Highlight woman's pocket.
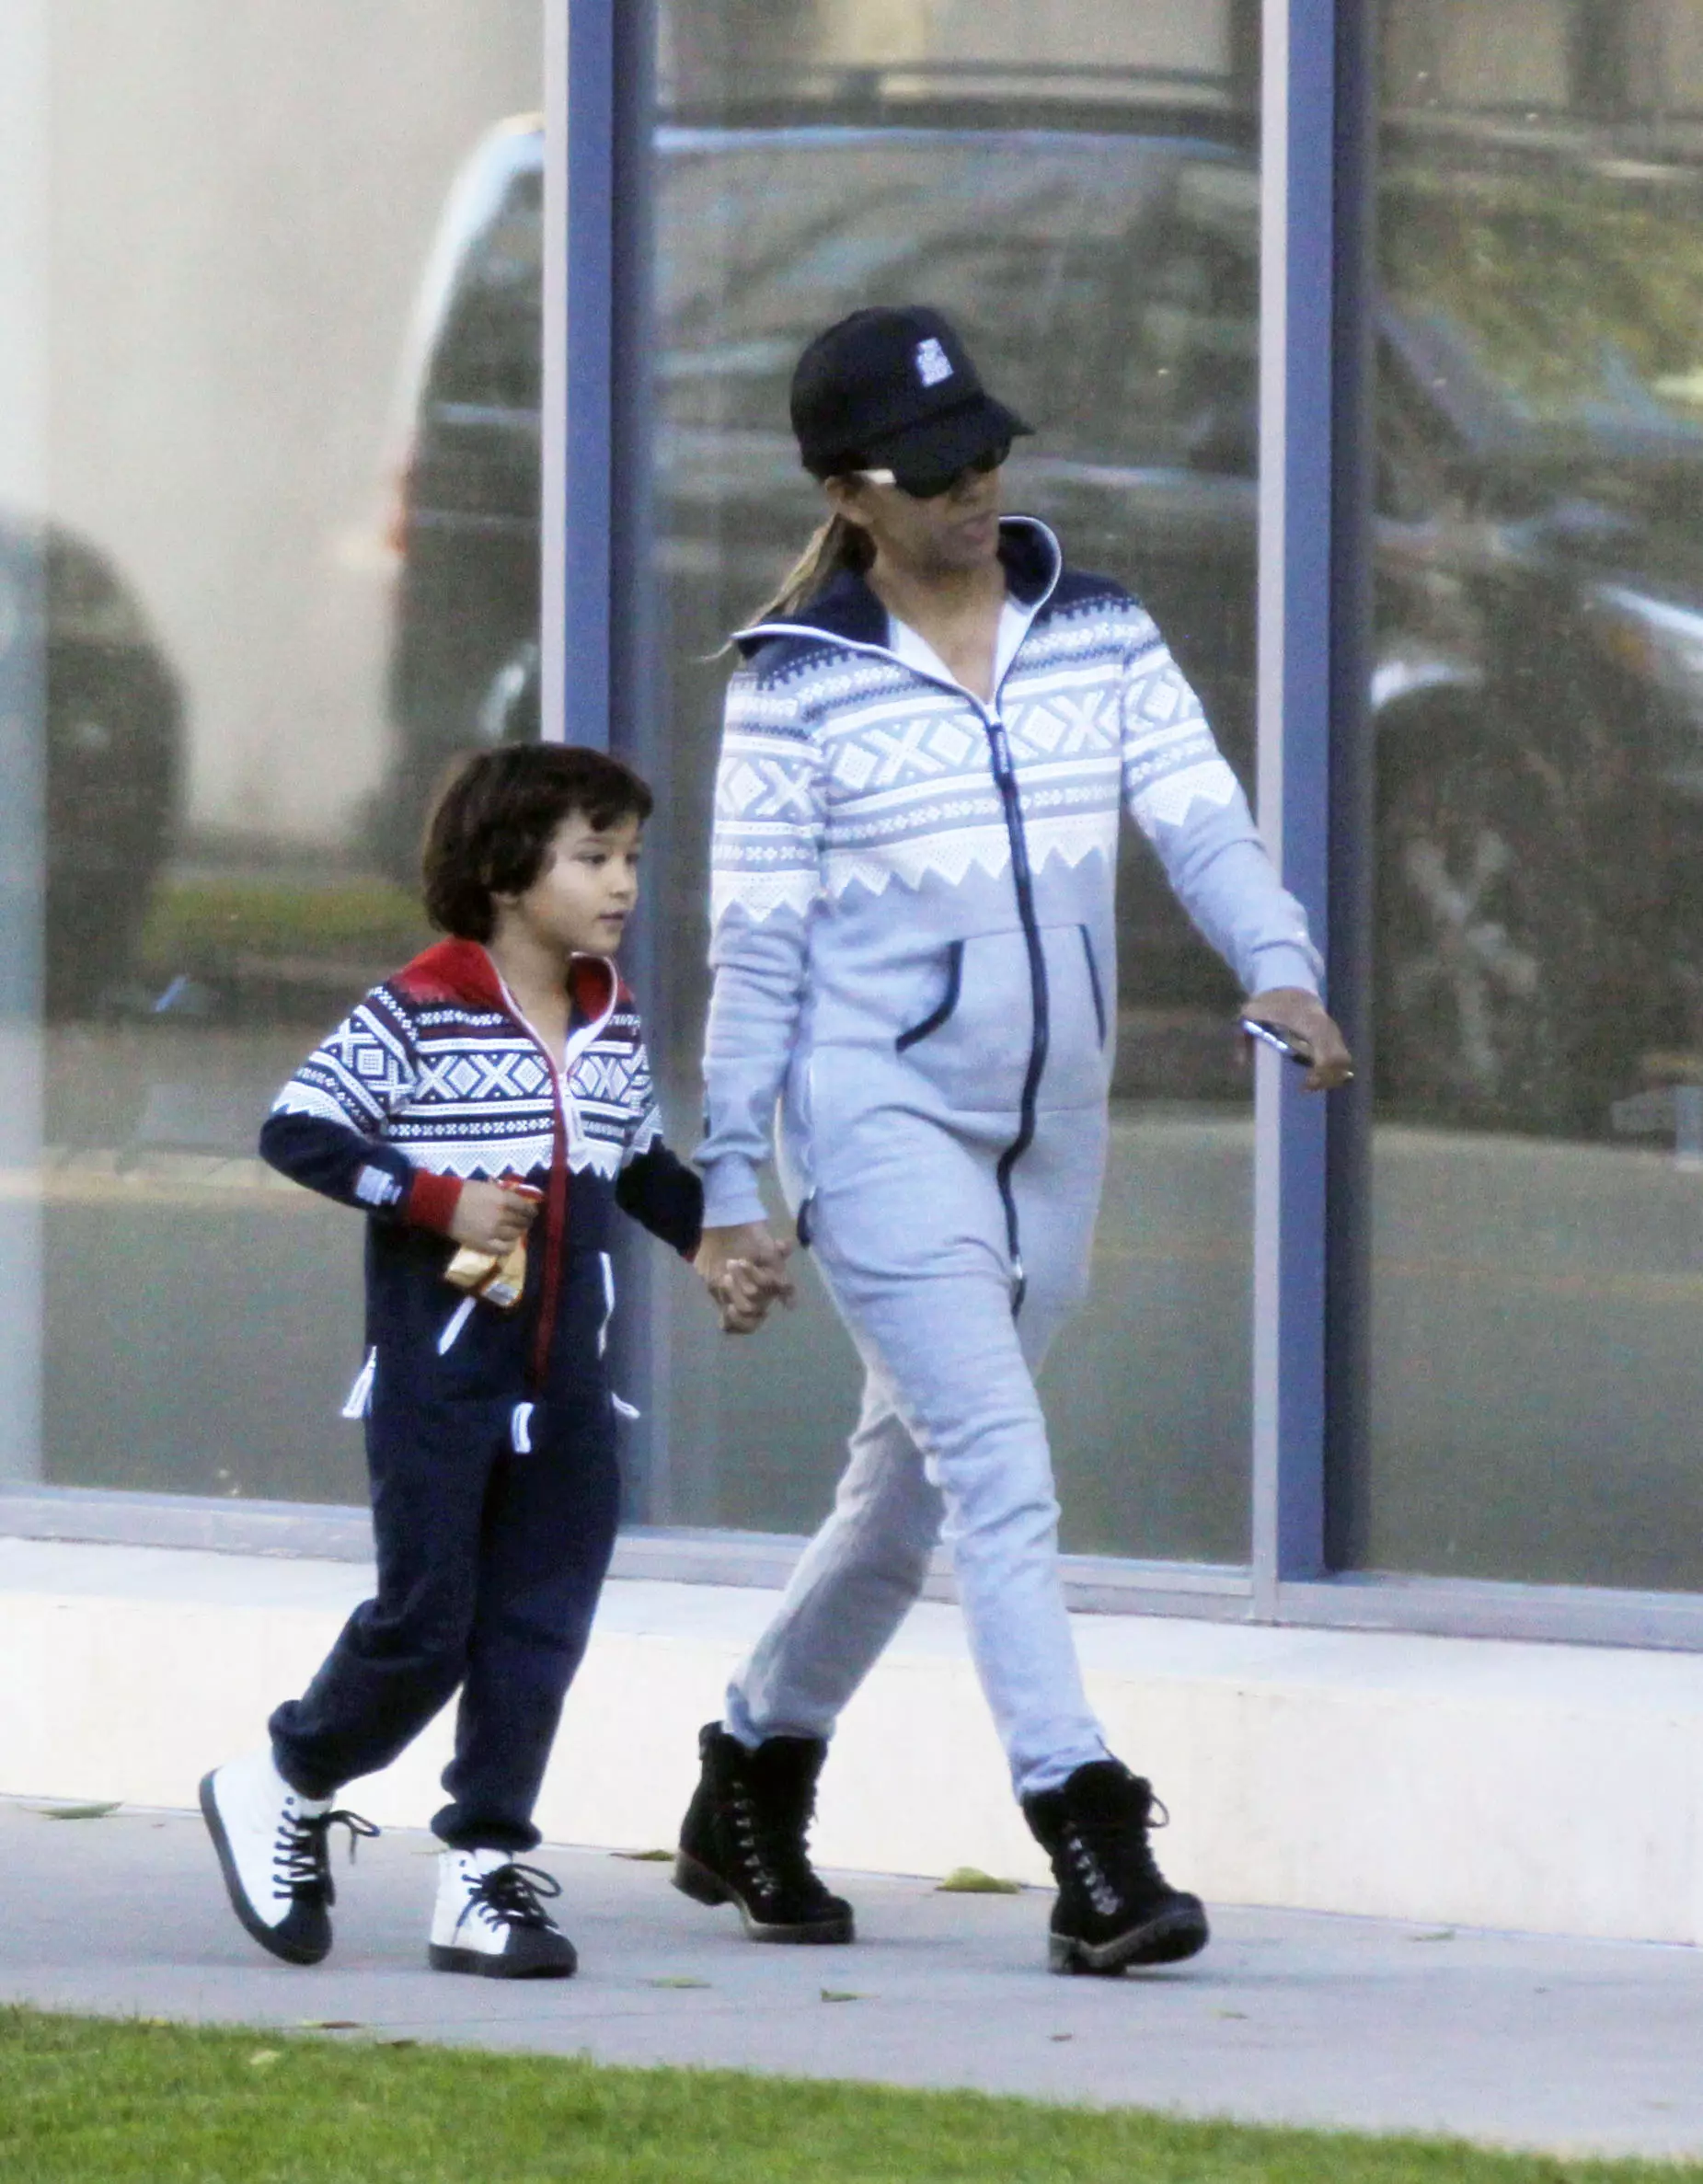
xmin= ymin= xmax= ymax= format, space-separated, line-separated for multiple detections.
xmin=891 ymin=929 xmax=1037 ymax=1113
xmin=1035 ymin=924 xmax=1112 ymax=1111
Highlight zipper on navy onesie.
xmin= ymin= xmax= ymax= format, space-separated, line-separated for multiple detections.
xmin=530 ymin=1086 xmax=570 ymax=1390
xmin=487 ymin=966 xmax=607 ymax=1393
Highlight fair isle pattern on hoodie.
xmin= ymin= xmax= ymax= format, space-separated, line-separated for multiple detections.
xmin=693 ymin=519 xmax=1322 ymax=1230
xmin=710 ymin=544 xmax=1244 ymax=933
xmin=271 ymin=942 xmax=662 ymax=1184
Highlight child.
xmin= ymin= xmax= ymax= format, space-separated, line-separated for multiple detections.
xmin=201 ymin=743 xmax=715 ymax=1980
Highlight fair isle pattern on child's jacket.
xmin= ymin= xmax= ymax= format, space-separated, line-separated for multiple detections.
xmin=259 ymin=936 xmax=700 ymax=1400
xmin=271 ymin=937 xmax=662 ymax=1191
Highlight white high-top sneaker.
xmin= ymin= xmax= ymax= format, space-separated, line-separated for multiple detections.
xmin=199 ymin=1751 xmax=375 ymax=1966
xmin=429 ymin=1847 xmax=578 ymax=1979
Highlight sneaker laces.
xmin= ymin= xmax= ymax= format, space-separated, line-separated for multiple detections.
xmin=274 ymin=1807 xmax=379 ymax=1906
xmin=456 ymin=1861 xmax=562 ymax=1937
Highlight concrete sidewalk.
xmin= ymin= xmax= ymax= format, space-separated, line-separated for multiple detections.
xmin=3 ymin=1798 xmax=1700 ymax=2161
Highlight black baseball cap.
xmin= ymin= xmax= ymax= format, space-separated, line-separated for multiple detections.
xmin=789 ymin=305 xmax=1031 ymax=489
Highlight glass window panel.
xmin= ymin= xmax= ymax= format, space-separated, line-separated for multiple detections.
xmin=27 ymin=6 xmax=542 ymax=1503
xmin=1353 ymin=0 xmax=1703 ymax=1589
xmin=641 ymin=6 xmax=1262 ymax=1561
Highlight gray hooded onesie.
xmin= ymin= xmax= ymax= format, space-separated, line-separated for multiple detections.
xmin=696 ymin=517 xmax=1320 ymax=1798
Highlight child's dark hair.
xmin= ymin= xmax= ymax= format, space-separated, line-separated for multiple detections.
xmin=422 ymin=743 xmax=653 ymax=942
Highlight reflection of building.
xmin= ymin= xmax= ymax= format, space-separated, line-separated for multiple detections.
xmin=666 ymin=0 xmax=1703 ymax=116
xmin=664 ymin=0 xmax=1256 ymax=95
xmin=1387 ymin=0 xmax=1703 ymax=113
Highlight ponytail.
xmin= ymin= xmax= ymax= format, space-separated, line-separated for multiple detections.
xmin=730 ymin=510 xmax=873 ymax=646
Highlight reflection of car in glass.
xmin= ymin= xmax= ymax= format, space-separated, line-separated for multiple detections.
xmin=382 ymin=99 xmax=1703 ymax=1133
xmin=0 ymin=517 xmax=184 ymax=1015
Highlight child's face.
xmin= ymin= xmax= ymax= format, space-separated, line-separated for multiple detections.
xmin=497 ymin=810 xmax=642 ymax=960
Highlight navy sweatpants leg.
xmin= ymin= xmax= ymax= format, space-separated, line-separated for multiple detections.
xmin=269 ymin=1376 xmax=619 ymax=1852
xmin=434 ymin=1395 xmax=620 ymax=1849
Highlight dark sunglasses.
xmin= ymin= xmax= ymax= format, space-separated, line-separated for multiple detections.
xmin=853 ymin=438 xmax=1011 ymax=500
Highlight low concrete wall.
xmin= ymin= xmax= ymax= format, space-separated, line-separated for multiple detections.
xmin=4 ymin=1536 xmax=1701 ymax=1945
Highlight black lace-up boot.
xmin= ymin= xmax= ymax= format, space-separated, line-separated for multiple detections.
xmin=673 ymin=1722 xmax=854 ymax=1943
xmin=1023 ymin=1759 xmax=1210 ymax=1974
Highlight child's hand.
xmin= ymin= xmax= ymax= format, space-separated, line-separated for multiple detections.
xmin=694 ymin=1221 xmax=794 ymax=1336
xmin=449 ymin=1179 xmax=541 ymax=1257
xmin=714 ymin=1258 xmax=779 ymax=1335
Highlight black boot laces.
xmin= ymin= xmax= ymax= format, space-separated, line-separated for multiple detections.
xmin=274 ymin=1807 xmax=379 ymax=1906
xmin=729 ymin=1787 xmax=825 ymax=1908
xmin=456 ymin=1861 xmax=563 ymax=1937
xmin=1064 ymin=1791 xmax=1170 ymax=1917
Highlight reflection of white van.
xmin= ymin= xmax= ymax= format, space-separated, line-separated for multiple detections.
xmin=376 ymin=114 xmax=545 ymax=881
xmin=381 ymin=98 xmax=1703 ymax=1133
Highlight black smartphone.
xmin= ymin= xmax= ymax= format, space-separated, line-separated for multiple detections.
xmin=1239 ymin=1016 xmax=1312 ymax=1066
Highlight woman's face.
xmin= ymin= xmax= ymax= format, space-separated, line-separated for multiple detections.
xmin=825 ymin=456 xmax=1004 ymax=579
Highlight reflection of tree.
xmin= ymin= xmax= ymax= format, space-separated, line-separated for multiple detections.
xmin=1382 ymin=170 xmax=1703 ymax=420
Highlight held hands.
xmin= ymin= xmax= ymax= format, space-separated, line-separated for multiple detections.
xmin=448 ymin=1178 xmax=542 ymax=1256
xmin=693 ymin=1220 xmax=797 ymax=1336
xmin=1240 ymin=987 xmax=1354 ymax=1092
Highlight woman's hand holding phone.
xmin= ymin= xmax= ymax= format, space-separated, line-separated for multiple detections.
xmin=1239 ymin=988 xmax=1354 ymax=1092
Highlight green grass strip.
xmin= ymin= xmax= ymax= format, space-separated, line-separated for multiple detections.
xmin=2 ymin=2006 xmax=1696 ymax=2184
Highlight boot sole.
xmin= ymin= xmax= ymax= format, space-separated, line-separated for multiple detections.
xmin=198 ymin=1771 xmax=328 ymax=1968
xmin=672 ymin=1851 xmax=855 ymax=1944
xmin=1048 ymin=1902 xmax=1211 ymax=1976
xmin=428 ymin=1942 xmax=577 ymax=1980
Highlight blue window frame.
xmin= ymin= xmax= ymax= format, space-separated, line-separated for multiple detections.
xmin=531 ymin=0 xmax=1703 ymax=1645
xmin=13 ymin=0 xmax=1703 ymax=1654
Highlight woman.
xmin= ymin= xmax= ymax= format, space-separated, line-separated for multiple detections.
xmin=680 ymin=305 xmax=1352 ymax=1975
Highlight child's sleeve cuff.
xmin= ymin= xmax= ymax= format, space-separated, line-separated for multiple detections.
xmin=403 ymin=1167 xmax=464 ymax=1233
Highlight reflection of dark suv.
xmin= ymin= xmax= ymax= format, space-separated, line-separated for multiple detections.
xmin=0 ymin=515 xmax=184 ymax=1014
xmin=383 ymin=100 xmax=1703 ymax=1133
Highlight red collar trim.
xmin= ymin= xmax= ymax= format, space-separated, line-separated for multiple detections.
xmin=391 ymin=938 xmax=623 ymax=1025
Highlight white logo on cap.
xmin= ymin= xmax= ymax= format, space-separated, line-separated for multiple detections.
xmin=915 ymin=337 xmax=953 ymax=388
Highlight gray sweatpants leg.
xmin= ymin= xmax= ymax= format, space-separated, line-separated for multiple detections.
xmin=725 ymin=1365 xmax=940 ymax=1747
xmin=725 ymin=1101 xmax=1110 ymax=1800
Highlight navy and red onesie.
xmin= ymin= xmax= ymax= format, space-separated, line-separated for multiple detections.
xmin=258 ymin=937 xmax=701 ymax=1851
